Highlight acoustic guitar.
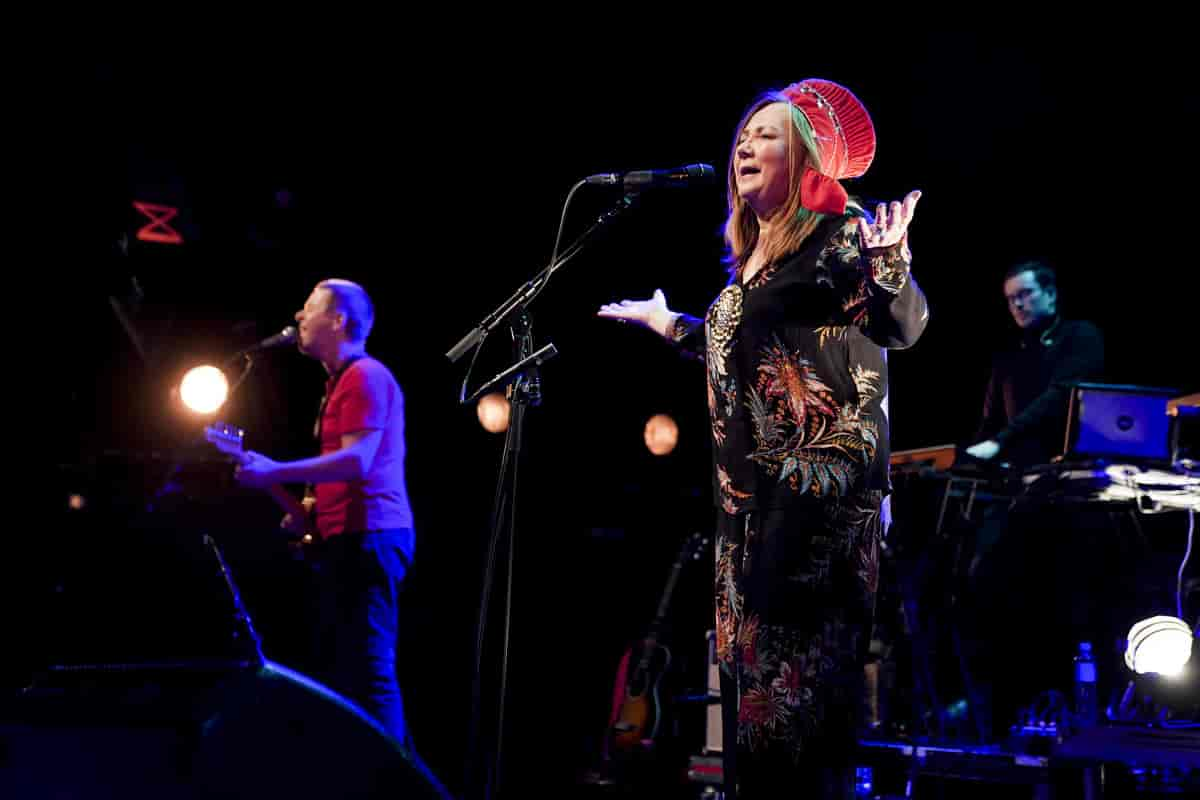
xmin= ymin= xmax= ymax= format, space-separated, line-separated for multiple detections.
xmin=605 ymin=531 xmax=708 ymax=756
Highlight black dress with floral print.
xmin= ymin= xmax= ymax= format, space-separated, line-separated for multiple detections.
xmin=670 ymin=213 xmax=927 ymax=794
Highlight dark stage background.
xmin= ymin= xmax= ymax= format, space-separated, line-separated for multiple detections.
xmin=23 ymin=30 xmax=1200 ymax=796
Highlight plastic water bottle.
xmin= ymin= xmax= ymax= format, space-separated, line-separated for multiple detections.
xmin=1074 ymin=641 xmax=1098 ymax=727
xmin=854 ymin=765 xmax=873 ymax=798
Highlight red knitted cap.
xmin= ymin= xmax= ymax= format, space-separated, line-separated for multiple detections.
xmin=780 ymin=78 xmax=877 ymax=180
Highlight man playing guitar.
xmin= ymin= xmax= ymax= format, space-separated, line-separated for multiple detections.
xmin=230 ymin=279 xmax=417 ymax=755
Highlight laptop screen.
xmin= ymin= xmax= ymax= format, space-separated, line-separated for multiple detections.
xmin=1071 ymin=385 xmax=1174 ymax=461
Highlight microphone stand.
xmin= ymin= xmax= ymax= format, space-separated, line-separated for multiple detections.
xmin=453 ymin=191 xmax=640 ymax=800
xmin=465 ymin=344 xmax=559 ymax=405
xmin=203 ymin=532 xmax=267 ymax=666
xmin=445 ymin=192 xmax=639 ymax=365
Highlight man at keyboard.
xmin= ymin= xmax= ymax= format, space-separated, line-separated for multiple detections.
xmin=966 ymin=261 xmax=1104 ymax=466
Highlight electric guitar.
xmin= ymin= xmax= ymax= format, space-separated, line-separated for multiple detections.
xmin=203 ymin=421 xmax=317 ymax=548
xmin=605 ymin=531 xmax=709 ymax=756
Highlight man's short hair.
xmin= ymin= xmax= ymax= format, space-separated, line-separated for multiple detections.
xmin=318 ymin=279 xmax=374 ymax=342
xmin=1004 ymin=260 xmax=1057 ymax=293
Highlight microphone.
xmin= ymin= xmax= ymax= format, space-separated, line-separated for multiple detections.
xmin=585 ymin=163 xmax=716 ymax=189
xmin=236 ymin=325 xmax=298 ymax=357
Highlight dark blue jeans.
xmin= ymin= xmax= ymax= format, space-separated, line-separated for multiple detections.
xmin=311 ymin=529 xmax=414 ymax=749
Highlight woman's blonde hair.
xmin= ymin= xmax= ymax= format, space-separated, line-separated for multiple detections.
xmin=723 ymin=94 xmax=842 ymax=273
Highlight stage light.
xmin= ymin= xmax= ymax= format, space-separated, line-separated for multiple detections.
xmin=644 ymin=413 xmax=679 ymax=456
xmin=68 ymin=494 xmax=86 ymax=511
xmin=1125 ymin=615 xmax=1195 ymax=677
xmin=477 ymin=392 xmax=510 ymax=434
xmin=180 ymin=365 xmax=229 ymax=414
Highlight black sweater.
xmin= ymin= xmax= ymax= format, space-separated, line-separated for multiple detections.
xmin=975 ymin=315 xmax=1105 ymax=465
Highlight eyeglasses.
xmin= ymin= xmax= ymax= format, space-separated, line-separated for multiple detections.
xmin=1005 ymin=287 xmax=1040 ymax=306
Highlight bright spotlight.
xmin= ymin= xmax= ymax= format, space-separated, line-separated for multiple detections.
xmin=477 ymin=392 xmax=511 ymax=434
xmin=644 ymin=413 xmax=679 ymax=456
xmin=1125 ymin=615 xmax=1195 ymax=677
xmin=180 ymin=365 xmax=229 ymax=414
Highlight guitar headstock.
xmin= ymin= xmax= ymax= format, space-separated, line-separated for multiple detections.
xmin=204 ymin=421 xmax=246 ymax=459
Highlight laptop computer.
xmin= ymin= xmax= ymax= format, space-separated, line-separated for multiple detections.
xmin=1062 ymin=383 xmax=1179 ymax=465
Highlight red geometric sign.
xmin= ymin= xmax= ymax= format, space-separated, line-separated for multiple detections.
xmin=133 ymin=201 xmax=183 ymax=244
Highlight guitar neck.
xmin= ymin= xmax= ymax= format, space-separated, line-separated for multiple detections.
xmin=205 ymin=423 xmax=310 ymax=530
xmin=652 ymin=562 xmax=686 ymax=623
xmin=633 ymin=562 xmax=686 ymax=670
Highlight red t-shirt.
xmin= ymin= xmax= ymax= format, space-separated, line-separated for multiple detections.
xmin=314 ymin=357 xmax=414 ymax=550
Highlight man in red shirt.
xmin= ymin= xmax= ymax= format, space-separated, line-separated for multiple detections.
xmin=235 ymin=279 xmax=415 ymax=749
